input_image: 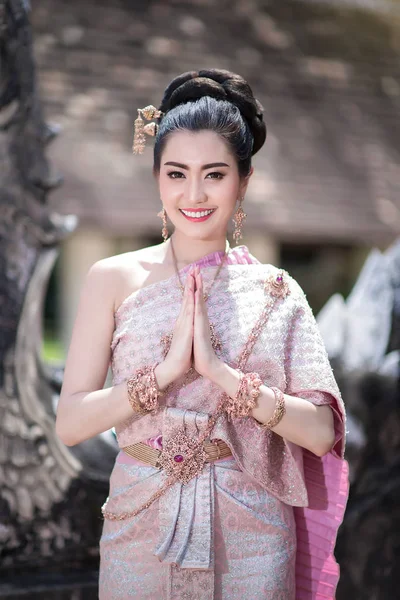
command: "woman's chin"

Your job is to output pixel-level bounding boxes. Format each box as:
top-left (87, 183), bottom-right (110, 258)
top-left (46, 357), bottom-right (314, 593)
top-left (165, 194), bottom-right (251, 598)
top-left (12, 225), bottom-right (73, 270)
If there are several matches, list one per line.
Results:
top-left (176, 228), bottom-right (223, 242)
top-left (171, 220), bottom-right (227, 242)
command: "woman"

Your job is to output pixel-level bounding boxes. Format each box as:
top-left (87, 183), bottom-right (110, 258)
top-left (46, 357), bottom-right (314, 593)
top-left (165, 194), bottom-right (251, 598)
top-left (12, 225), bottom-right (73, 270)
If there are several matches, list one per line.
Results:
top-left (56, 69), bottom-right (349, 599)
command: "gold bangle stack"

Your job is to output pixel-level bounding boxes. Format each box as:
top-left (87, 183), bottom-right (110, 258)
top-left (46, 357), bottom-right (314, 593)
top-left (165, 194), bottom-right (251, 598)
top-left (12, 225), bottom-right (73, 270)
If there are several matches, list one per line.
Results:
top-left (126, 364), bottom-right (162, 416)
top-left (258, 387), bottom-right (286, 429)
top-left (225, 371), bottom-right (263, 420)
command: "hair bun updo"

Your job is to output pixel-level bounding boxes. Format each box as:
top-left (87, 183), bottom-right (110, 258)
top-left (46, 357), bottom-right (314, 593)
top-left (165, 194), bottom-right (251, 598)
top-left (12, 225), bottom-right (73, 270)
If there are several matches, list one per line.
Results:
top-left (158, 69), bottom-right (266, 156)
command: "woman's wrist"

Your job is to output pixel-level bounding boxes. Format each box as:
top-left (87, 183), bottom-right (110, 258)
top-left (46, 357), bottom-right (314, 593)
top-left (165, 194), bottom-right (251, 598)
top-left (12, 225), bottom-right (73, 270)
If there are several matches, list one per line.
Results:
top-left (207, 361), bottom-right (280, 426)
top-left (154, 359), bottom-right (178, 390)
top-left (206, 358), bottom-right (241, 396)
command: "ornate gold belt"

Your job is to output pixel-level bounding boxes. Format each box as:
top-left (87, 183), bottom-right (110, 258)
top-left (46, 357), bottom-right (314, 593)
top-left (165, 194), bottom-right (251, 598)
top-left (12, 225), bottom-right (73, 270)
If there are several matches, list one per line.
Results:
top-left (121, 438), bottom-right (233, 469)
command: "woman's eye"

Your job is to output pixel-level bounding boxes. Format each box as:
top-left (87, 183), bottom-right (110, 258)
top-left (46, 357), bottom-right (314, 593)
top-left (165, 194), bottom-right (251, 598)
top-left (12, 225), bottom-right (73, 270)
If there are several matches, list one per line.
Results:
top-left (166, 171), bottom-right (224, 179)
top-left (206, 172), bottom-right (224, 179)
top-left (167, 171), bottom-right (185, 179)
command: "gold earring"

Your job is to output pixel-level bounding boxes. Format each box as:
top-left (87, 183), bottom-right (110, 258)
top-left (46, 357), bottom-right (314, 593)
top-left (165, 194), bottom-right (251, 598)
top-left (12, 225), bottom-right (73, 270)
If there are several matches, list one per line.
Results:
top-left (232, 197), bottom-right (247, 244)
top-left (157, 207), bottom-right (169, 242)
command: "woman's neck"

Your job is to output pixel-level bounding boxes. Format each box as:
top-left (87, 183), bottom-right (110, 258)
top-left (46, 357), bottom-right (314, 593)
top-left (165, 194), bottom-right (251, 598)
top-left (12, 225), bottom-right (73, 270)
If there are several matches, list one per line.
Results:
top-left (167, 232), bottom-right (228, 266)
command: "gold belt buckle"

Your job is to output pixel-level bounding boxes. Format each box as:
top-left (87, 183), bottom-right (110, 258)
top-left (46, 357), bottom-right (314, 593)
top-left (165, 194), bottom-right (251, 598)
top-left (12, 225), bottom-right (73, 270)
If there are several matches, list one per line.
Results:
top-left (153, 438), bottom-right (228, 467)
top-left (122, 438), bottom-right (231, 472)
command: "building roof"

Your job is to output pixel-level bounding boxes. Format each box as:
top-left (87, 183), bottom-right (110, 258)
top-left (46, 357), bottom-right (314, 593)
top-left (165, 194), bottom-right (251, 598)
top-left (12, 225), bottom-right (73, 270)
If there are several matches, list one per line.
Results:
top-left (31, 0), bottom-right (400, 244)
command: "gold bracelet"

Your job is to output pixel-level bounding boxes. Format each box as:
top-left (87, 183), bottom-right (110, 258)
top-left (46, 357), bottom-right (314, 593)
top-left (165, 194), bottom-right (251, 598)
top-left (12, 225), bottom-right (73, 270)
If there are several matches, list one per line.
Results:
top-left (259, 387), bottom-right (286, 429)
top-left (126, 363), bottom-right (161, 416)
top-left (224, 371), bottom-right (263, 419)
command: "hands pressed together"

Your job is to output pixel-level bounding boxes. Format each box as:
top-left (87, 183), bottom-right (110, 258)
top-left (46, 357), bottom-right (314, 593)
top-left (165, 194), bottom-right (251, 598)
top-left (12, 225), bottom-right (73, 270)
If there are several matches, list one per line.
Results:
top-left (133, 264), bottom-right (336, 458)
top-left (134, 264), bottom-right (336, 457)
top-left (164, 264), bottom-right (221, 382)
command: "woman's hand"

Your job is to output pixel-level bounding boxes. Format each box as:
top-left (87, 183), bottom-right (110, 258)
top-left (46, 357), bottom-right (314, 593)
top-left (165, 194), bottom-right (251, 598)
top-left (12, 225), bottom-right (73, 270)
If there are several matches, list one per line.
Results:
top-left (193, 265), bottom-right (221, 378)
top-left (163, 267), bottom-right (195, 382)
top-left (161, 263), bottom-right (221, 384)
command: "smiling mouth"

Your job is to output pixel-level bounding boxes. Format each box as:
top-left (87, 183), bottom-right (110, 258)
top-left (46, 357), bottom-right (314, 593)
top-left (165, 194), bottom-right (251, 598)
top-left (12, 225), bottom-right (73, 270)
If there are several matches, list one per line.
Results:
top-left (179, 208), bottom-right (216, 220)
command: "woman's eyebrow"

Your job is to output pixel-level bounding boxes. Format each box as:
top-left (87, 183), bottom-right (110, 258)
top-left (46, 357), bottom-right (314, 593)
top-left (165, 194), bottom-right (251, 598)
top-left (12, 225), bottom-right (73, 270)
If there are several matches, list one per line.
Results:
top-left (163, 161), bottom-right (230, 170)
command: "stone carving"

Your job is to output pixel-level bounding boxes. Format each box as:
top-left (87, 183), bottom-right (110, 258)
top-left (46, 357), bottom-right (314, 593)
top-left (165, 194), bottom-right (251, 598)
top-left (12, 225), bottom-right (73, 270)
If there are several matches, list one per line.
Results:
top-left (0, 1), bottom-right (117, 595)
top-left (317, 240), bottom-right (400, 598)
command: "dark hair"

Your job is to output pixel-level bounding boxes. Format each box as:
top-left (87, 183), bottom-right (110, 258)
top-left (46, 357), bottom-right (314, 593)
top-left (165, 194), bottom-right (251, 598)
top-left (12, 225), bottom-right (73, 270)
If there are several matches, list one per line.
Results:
top-left (153, 69), bottom-right (267, 178)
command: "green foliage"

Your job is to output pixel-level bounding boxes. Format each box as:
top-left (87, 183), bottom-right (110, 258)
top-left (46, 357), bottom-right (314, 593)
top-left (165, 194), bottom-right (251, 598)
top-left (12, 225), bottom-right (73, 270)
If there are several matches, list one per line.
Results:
top-left (41, 330), bottom-right (65, 365)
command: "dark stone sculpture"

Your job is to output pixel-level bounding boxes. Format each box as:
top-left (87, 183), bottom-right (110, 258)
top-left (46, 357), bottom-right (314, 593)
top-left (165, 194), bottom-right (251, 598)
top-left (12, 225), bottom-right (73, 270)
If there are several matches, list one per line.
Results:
top-left (317, 240), bottom-right (400, 599)
top-left (335, 370), bottom-right (400, 599)
top-left (0, 2), bottom-right (117, 596)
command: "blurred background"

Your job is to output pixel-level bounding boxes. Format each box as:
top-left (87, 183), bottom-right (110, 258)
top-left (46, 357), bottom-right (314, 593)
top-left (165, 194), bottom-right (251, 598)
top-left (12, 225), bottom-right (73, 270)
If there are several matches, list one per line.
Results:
top-left (34, 0), bottom-right (400, 364)
top-left (1, 0), bottom-right (400, 598)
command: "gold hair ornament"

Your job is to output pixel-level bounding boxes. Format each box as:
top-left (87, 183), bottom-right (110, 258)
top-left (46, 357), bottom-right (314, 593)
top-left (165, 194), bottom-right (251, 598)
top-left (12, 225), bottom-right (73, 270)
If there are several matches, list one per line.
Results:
top-left (132, 105), bottom-right (164, 154)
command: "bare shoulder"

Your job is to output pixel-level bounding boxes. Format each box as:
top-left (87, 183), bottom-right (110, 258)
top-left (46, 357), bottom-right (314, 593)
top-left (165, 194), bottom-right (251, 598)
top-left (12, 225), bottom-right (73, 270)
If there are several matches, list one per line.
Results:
top-left (94, 241), bottom-right (170, 313)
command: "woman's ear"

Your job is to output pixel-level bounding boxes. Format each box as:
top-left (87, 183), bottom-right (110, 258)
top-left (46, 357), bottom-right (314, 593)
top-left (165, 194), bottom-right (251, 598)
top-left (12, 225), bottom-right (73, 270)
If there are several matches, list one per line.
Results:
top-left (240, 166), bottom-right (254, 197)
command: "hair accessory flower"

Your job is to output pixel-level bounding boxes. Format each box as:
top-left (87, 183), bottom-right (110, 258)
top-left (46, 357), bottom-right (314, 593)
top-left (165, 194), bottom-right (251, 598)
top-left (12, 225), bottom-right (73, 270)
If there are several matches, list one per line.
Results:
top-left (265, 269), bottom-right (291, 299)
top-left (132, 105), bottom-right (164, 154)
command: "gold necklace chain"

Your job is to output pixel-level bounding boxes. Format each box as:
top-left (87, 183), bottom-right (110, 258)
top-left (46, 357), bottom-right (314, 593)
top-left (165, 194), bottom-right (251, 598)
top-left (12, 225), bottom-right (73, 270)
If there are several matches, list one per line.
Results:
top-left (169, 237), bottom-right (230, 302)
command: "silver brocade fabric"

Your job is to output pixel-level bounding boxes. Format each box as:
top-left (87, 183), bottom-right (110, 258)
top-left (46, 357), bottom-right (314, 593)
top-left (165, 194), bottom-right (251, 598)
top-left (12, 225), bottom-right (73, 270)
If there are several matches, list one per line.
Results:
top-left (99, 249), bottom-right (346, 599)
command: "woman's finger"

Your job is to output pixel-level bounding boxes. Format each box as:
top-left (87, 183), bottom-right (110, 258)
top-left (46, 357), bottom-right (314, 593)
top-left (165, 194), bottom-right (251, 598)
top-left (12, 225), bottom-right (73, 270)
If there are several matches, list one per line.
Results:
top-left (185, 268), bottom-right (193, 290)
top-left (195, 291), bottom-right (200, 314)
top-left (179, 272), bottom-right (193, 322)
top-left (194, 276), bottom-right (200, 311)
top-left (184, 275), bottom-right (194, 315)
top-left (196, 272), bottom-right (203, 305)
top-left (188, 274), bottom-right (195, 310)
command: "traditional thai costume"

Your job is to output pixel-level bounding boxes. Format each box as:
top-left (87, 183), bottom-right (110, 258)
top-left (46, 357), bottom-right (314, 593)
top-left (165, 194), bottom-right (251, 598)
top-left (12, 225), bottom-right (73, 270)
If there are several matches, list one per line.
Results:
top-left (98, 244), bottom-right (349, 600)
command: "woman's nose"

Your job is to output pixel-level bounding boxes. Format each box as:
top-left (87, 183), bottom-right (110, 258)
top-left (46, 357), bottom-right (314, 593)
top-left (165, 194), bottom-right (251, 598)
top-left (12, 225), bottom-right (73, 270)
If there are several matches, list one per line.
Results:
top-left (185, 177), bottom-right (207, 204)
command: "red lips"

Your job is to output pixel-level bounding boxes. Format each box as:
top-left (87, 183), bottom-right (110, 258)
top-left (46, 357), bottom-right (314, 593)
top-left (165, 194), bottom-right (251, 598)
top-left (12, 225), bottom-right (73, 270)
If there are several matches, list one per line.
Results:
top-left (179, 208), bottom-right (216, 223)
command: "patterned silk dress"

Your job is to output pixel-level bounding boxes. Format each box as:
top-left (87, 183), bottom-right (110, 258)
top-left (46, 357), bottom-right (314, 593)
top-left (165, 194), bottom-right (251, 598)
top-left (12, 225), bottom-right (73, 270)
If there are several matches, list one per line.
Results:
top-left (98, 245), bottom-right (349, 600)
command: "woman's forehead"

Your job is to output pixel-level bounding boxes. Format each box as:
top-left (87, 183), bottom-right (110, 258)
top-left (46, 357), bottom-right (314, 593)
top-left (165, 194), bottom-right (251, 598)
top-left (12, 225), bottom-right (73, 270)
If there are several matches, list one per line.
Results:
top-left (161, 130), bottom-right (233, 162)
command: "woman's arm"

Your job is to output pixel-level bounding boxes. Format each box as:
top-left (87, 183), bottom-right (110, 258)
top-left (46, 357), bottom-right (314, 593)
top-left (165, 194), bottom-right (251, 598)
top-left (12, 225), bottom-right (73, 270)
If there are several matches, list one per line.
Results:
top-left (55, 259), bottom-right (174, 447)
top-left (191, 265), bottom-right (335, 457)
top-left (207, 360), bottom-right (335, 457)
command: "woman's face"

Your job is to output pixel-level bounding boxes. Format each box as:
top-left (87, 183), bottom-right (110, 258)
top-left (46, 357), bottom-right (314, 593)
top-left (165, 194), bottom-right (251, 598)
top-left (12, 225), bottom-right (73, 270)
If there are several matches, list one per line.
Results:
top-left (155, 129), bottom-right (252, 241)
